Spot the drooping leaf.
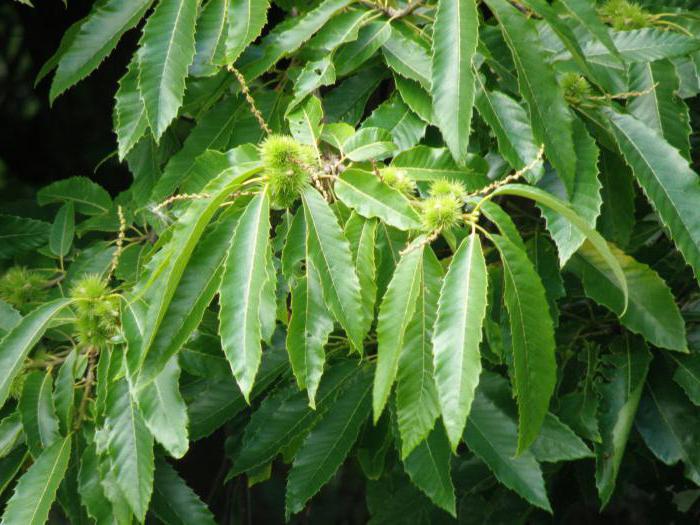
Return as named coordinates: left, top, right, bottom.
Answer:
left=0, top=413, right=24, bottom=459
left=50, top=0, right=153, bottom=101
left=335, top=168, right=421, bottom=230
left=569, top=242, right=687, bottom=352
left=402, top=424, right=456, bottom=516
left=114, top=57, right=149, bottom=160
left=463, top=372, right=551, bottom=511
left=636, top=361, right=700, bottom=486
left=103, top=379, right=154, bottom=521
left=531, top=413, right=593, bottom=463
left=430, top=0, right=478, bottom=164
left=605, top=108, right=700, bottom=280
left=396, top=247, right=442, bottom=458
left=302, top=187, right=365, bottom=352
left=218, top=192, right=271, bottom=401
left=287, top=263, right=333, bottom=408
left=150, top=456, right=217, bottom=525
left=232, top=361, right=358, bottom=475
left=595, top=335, right=651, bottom=507
left=345, top=215, right=378, bottom=338
left=671, top=352, right=700, bottom=407
left=597, top=150, right=635, bottom=248
left=190, top=0, right=229, bottom=77
left=78, top=439, right=119, bottom=525
left=373, top=242, right=425, bottom=422
left=0, top=435, right=71, bottom=525
left=19, top=370, right=60, bottom=459
left=334, top=20, right=391, bottom=77
left=433, top=230, right=488, bottom=450
left=285, top=367, right=371, bottom=517
left=491, top=234, right=556, bottom=453
left=0, top=299, right=72, bottom=411
left=138, top=0, right=199, bottom=140
left=136, top=208, right=242, bottom=385
left=136, top=357, right=189, bottom=459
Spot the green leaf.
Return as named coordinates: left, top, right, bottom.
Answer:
left=430, top=0, right=478, bottom=164
left=103, top=379, right=154, bottom=521
left=390, top=145, right=489, bottom=190
left=0, top=448, right=28, bottom=498
left=463, top=372, right=551, bottom=511
left=128, top=165, right=259, bottom=386
left=232, top=361, right=357, bottom=474
left=636, top=361, right=700, bottom=486
left=531, top=413, right=593, bottom=463
left=537, top=117, right=601, bottom=265
left=0, top=413, right=23, bottom=459
left=306, top=9, right=372, bottom=54
left=222, top=0, right=270, bottom=65
left=490, top=234, right=556, bottom=453
left=334, top=20, right=391, bottom=77
left=345, top=215, right=378, bottom=338
left=595, top=335, right=651, bottom=507
left=566, top=28, right=700, bottom=68
left=382, top=24, right=431, bottom=89
left=287, top=264, right=333, bottom=408
left=190, top=0, right=229, bottom=77
left=239, top=0, right=354, bottom=81
left=49, top=0, right=153, bottom=101
left=19, top=371, right=60, bottom=459
left=288, top=56, right=336, bottom=113
left=184, top=344, right=287, bottom=440
left=558, top=0, right=622, bottom=63
left=0, top=299, right=72, bottom=411
left=362, top=95, right=426, bottom=151
left=394, top=74, right=434, bottom=125
left=335, top=169, right=421, bottom=230
left=343, top=127, right=397, bottom=162
left=114, top=57, right=149, bottom=159
left=489, top=183, right=629, bottom=310
left=285, top=368, right=371, bottom=517
left=138, top=0, right=199, bottom=140
left=302, top=187, right=365, bottom=352
left=0, top=435, right=71, bottom=525
left=136, top=357, right=189, bottom=459
left=373, top=242, right=425, bottom=422
left=474, top=79, right=543, bottom=179
left=287, top=95, right=323, bottom=153
left=569, top=242, right=687, bottom=352
left=49, top=202, right=75, bottom=257
left=597, top=150, right=635, bottom=248
left=0, top=215, right=50, bottom=259
left=396, top=247, right=442, bottom=458
left=402, top=425, right=456, bottom=516
left=671, top=353, right=700, bottom=406
left=218, top=192, right=271, bottom=401
left=324, top=64, right=386, bottom=125
left=602, top=107, right=700, bottom=280
left=150, top=95, right=245, bottom=200
left=137, top=209, right=241, bottom=386
left=150, top=456, right=216, bottom=525
left=484, top=0, right=576, bottom=196
left=37, top=176, right=112, bottom=216
left=78, top=439, right=117, bottom=525
left=0, top=302, right=21, bottom=338
left=433, top=230, right=488, bottom=450
left=628, top=59, right=691, bottom=160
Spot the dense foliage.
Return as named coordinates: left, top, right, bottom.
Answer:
left=1, top=0, right=700, bottom=522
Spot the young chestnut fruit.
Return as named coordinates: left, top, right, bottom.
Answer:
left=599, top=0, right=650, bottom=30
left=561, top=73, right=592, bottom=106
left=381, top=167, right=416, bottom=196
left=260, top=134, right=317, bottom=209
left=0, top=266, right=48, bottom=313
left=420, top=179, right=466, bottom=232
left=70, top=275, right=120, bottom=348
